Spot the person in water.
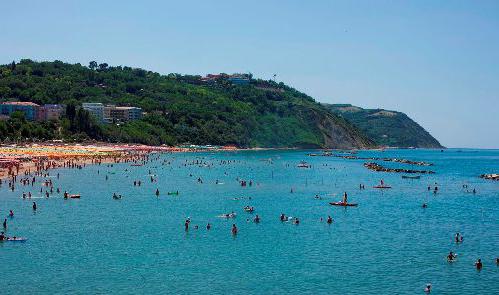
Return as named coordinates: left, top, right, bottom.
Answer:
left=254, top=215, right=260, bottom=223
left=294, top=218, right=300, bottom=225
left=455, top=233, right=464, bottom=243
left=9, top=210, right=14, bottom=217
left=206, top=223, right=211, bottom=230
left=422, top=203, right=428, bottom=208
left=327, top=216, right=333, bottom=224
left=231, top=224, right=238, bottom=235
left=447, top=251, right=456, bottom=261
left=475, top=258, right=483, bottom=270
left=280, top=213, right=286, bottom=222
left=32, top=202, right=37, bottom=211
left=342, top=192, right=348, bottom=204
left=0, top=231, right=5, bottom=241
left=155, top=188, right=160, bottom=196
left=424, top=284, right=432, bottom=293
left=2, top=219, right=6, bottom=230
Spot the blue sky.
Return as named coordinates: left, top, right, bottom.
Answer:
left=1, top=0, right=498, bottom=148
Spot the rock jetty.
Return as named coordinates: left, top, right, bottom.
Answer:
left=364, top=162, right=435, bottom=174
left=480, top=174, right=499, bottom=181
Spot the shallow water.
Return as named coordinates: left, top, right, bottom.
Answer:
left=1, top=149, right=498, bottom=294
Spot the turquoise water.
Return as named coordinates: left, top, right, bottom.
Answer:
left=1, top=149, right=498, bottom=294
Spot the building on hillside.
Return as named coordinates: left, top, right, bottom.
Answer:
left=0, top=101, right=40, bottom=120
left=37, top=107, right=46, bottom=121
left=82, top=103, right=105, bottom=122
left=40, top=104, right=65, bottom=121
left=201, top=73, right=250, bottom=85
left=104, top=105, right=143, bottom=123
left=227, top=74, right=250, bottom=85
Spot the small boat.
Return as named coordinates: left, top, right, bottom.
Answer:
left=297, top=161, right=311, bottom=168
left=70, top=194, right=81, bottom=199
left=330, top=202, right=358, bottom=207
left=402, top=175, right=421, bottom=179
left=373, top=186, right=392, bottom=189
left=4, top=237, right=28, bottom=242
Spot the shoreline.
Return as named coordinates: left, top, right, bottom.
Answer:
left=0, top=142, right=480, bottom=181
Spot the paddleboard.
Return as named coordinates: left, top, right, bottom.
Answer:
left=330, top=202, right=358, bottom=207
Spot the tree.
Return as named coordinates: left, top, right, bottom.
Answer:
left=98, top=63, right=108, bottom=71
left=66, top=103, right=76, bottom=122
left=89, top=61, right=98, bottom=70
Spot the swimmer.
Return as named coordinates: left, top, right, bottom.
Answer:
left=327, top=216, right=333, bottom=224
left=455, top=233, right=463, bottom=243
left=32, top=202, right=37, bottom=211
left=155, top=188, right=160, bottom=196
left=475, top=258, right=482, bottom=270
left=231, top=224, right=238, bottom=235
left=254, top=215, right=260, bottom=223
left=422, top=203, right=428, bottom=208
left=206, top=223, right=211, bottom=230
left=424, top=283, right=432, bottom=293
left=447, top=251, right=456, bottom=262
left=9, top=210, right=14, bottom=217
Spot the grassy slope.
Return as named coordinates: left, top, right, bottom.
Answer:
left=0, top=60, right=373, bottom=148
left=325, top=104, right=443, bottom=148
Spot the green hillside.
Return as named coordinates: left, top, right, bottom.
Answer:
left=0, top=59, right=373, bottom=149
left=325, top=104, right=443, bottom=148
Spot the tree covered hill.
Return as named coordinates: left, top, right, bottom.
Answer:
left=0, top=59, right=373, bottom=148
left=325, top=104, right=443, bottom=148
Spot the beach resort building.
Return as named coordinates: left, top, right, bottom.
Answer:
left=0, top=101, right=40, bottom=120
left=82, top=103, right=105, bottom=122
left=104, top=105, right=143, bottom=123
left=0, top=101, right=65, bottom=121
left=42, top=104, right=65, bottom=121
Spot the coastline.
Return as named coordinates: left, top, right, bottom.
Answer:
left=0, top=142, right=460, bottom=181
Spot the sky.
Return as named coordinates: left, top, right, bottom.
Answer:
left=1, top=0, right=498, bottom=148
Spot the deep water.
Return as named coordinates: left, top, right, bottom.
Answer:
left=1, top=149, right=498, bottom=294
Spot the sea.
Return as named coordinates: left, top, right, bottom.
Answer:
left=1, top=149, right=498, bottom=294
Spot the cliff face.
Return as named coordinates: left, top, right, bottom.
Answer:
left=325, top=104, right=443, bottom=148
